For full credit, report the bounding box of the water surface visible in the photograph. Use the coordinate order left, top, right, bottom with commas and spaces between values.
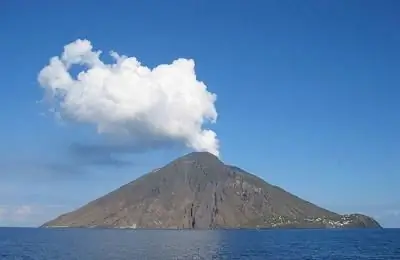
0, 228, 399, 259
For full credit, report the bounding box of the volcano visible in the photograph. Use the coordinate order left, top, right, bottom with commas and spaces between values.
43, 152, 381, 229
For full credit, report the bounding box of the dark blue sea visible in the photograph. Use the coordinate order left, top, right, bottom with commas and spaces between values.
0, 228, 399, 259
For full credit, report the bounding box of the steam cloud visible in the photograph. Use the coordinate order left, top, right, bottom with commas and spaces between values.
38, 39, 219, 156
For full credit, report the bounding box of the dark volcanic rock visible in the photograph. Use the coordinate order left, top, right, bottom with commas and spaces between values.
42, 152, 381, 229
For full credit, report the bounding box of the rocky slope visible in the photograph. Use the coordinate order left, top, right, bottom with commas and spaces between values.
42, 152, 381, 229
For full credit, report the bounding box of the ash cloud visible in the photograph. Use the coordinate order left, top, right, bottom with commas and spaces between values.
38, 39, 219, 156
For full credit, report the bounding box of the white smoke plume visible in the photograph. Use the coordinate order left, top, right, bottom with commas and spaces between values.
38, 39, 219, 156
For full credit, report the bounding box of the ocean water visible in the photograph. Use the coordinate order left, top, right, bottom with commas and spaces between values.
0, 228, 399, 259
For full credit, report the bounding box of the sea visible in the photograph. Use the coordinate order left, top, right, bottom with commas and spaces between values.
0, 228, 399, 259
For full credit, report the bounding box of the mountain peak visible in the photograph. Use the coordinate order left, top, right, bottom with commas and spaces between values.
178, 151, 221, 163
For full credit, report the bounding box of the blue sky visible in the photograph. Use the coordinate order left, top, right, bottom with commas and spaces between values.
1, 1, 399, 227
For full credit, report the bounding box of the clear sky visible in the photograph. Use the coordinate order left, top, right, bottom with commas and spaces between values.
1, 1, 399, 227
